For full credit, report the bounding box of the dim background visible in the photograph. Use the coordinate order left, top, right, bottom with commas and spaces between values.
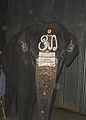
0, 0, 86, 115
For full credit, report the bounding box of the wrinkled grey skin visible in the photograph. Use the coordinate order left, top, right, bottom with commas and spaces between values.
4, 20, 79, 120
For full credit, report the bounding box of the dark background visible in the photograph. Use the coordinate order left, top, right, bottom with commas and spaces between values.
0, 0, 86, 115
0, 0, 8, 48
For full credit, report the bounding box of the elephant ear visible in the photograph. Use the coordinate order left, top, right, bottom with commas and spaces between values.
64, 33, 79, 66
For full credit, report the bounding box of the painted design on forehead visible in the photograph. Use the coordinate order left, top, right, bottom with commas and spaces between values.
38, 28, 58, 52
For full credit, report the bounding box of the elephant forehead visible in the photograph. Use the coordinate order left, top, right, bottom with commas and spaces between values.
17, 21, 68, 59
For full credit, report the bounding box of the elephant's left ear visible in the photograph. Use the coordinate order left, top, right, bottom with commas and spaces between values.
64, 34, 79, 66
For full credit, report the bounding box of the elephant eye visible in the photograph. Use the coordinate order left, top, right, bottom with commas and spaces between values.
67, 40, 75, 52
20, 40, 28, 52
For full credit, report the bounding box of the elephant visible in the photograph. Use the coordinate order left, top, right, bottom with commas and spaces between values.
4, 20, 79, 120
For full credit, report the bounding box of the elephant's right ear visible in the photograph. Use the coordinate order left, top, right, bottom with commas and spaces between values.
64, 34, 79, 66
